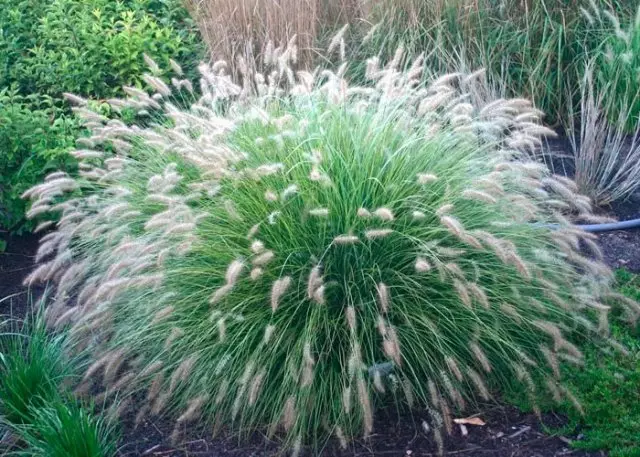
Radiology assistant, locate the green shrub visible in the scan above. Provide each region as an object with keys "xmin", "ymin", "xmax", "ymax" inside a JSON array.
[
  {"xmin": 0, "ymin": 88, "xmax": 79, "ymax": 233},
  {"xmin": 0, "ymin": 310, "xmax": 118, "ymax": 457},
  {"xmin": 0, "ymin": 0, "xmax": 203, "ymax": 100},
  {"xmin": 23, "ymin": 50, "xmax": 640, "ymax": 453}
]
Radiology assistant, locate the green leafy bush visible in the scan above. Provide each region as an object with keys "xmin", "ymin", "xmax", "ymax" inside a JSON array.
[
  {"xmin": 0, "ymin": 88, "xmax": 79, "ymax": 233},
  {"xmin": 23, "ymin": 50, "xmax": 640, "ymax": 453},
  {"xmin": 0, "ymin": 0, "xmax": 203, "ymax": 99}
]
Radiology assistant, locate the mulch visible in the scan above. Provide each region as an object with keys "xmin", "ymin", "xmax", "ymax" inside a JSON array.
[{"xmin": 2, "ymin": 180, "xmax": 638, "ymax": 456}]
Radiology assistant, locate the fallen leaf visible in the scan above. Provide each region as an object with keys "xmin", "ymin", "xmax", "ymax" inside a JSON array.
[{"xmin": 453, "ymin": 417, "xmax": 486, "ymax": 426}]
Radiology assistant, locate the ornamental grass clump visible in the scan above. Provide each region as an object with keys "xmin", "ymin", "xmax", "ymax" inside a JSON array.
[{"xmin": 23, "ymin": 40, "xmax": 640, "ymax": 453}]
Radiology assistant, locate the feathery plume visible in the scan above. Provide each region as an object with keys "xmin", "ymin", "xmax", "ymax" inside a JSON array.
[
  {"xmin": 365, "ymin": 228, "xmax": 393, "ymax": 240},
  {"xmin": 376, "ymin": 282, "xmax": 390, "ymax": 313},
  {"xmin": 373, "ymin": 207, "xmax": 395, "ymax": 221},
  {"xmin": 271, "ymin": 276, "xmax": 292, "ymax": 312}
]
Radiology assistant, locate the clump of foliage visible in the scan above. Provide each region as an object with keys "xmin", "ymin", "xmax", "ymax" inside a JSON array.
[
  {"xmin": 587, "ymin": 2, "xmax": 640, "ymax": 132},
  {"xmin": 0, "ymin": 88, "xmax": 79, "ymax": 234},
  {"xmin": 0, "ymin": 311, "xmax": 118, "ymax": 457},
  {"xmin": 0, "ymin": 0, "xmax": 203, "ymax": 99},
  {"xmin": 23, "ymin": 44, "xmax": 640, "ymax": 454},
  {"xmin": 509, "ymin": 270, "xmax": 640, "ymax": 457},
  {"xmin": 562, "ymin": 64, "xmax": 640, "ymax": 206}
]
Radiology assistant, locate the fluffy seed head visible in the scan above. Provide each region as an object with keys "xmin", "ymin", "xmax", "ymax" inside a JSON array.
[{"xmin": 271, "ymin": 276, "xmax": 292, "ymax": 312}]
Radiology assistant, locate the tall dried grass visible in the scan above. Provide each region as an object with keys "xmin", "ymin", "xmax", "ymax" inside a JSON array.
[{"xmin": 183, "ymin": 0, "xmax": 369, "ymax": 72}]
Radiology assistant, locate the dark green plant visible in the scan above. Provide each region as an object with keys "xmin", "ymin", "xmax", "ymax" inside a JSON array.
[
  {"xmin": 0, "ymin": 310, "xmax": 75, "ymax": 426},
  {"xmin": 11, "ymin": 400, "xmax": 118, "ymax": 457},
  {"xmin": 0, "ymin": 0, "xmax": 203, "ymax": 100},
  {"xmin": 0, "ymin": 310, "xmax": 118, "ymax": 457},
  {"xmin": 0, "ymin": 87, "xmax": 79, "ymax": 233}
]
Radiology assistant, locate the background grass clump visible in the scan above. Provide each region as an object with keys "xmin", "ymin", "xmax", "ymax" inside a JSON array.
[
  {"xmin": 21, "ymin": 49, "xmax": 640, "ymax": 454},
  {"xmin": 0, "ymin": 311, "xmax": 118, "ymax": 457}
]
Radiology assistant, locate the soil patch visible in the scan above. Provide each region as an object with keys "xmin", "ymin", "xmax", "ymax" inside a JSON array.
[
  {"xmin": 119, "ymin": 404, "xmax": 600, "ymax": 457},
  {"xmin": 0, "ymin": 233, "xmax": 43, "ymax": 322}
]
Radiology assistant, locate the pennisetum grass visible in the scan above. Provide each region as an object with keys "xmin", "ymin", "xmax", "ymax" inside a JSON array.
[{"xmin": 23, "ymin": 37, "xmax": 640, "ymax": 454}]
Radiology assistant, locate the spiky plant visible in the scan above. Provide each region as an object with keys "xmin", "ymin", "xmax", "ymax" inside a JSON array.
[{"xmin": 23, "ymin": 42, "xmax": 639, "ymax": 454}]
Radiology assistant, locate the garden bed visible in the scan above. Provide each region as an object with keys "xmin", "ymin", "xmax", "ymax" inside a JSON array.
[{"xmin": 4, "ymin": 182, "xmax": 638, "ymax": 456}]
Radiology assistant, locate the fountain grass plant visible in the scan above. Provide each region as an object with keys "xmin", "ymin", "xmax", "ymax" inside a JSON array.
[{"xmin": 22, "ymin": 40, "xmax": 640, "ymax": 454}]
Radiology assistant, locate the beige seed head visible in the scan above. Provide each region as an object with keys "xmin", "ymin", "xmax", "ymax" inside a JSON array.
[
  {"xmin": 345, "ymin": 306, "xmax": 357, "ymax": 332},
  {"xmin": 209, "ymin": 283, "xmax": 233, "ymax": 304},
  {"xmin": 436, "ymin": 203, "xmax": 454, "ymax": 216},
  {"xmin": 309, "ymin": 207, "xmax": 329, "ymax": 217},
  {"xmin": 470, "ymin": 342, "xmax": 492, "ymax": 373},
  {"xmin": 263, "ymin": 324, "xmax": 275, "ymax": 345},
  {"xmin": 466, "ymin": 367, "xmax": 490, "ymax": 400},
  {"xmin": 373, "ymin": 370, "xmax": 385, "ymax": 393},
  {"xmin": 312, "ymin": 285, "xmax": 326, "ymax": 305},
  {"xmin": 215, "ymin": 379, "xmax": 229, "ymax": 405},
  {"xmin": 357, "ymin": 207, "xmax": 372, "ymax": 218},
  {"xmin": 440, "ymin": 215, "xmax": 464, "ymax": 238},
  {"xmin": 253, "ymin": 250, "xmax": 274, "ymax": 266},
  {"xmin": 412, "ymin": 210, "xmax": 426, "ymax": 220},
  {"xmin": 307, "ymin": 264, "xmax": 323, "ymax": 298},
  {"xmin": 540, "ymin": 345, "xmax": 560, "ymax": 378},
  {"xmin": 151, "ymin": 306, "xmax": 175, "ymax": 325},
  {"xmin": 402, "ymin": 378, "xmax": 414, "ymax": 408},
  {"xmin": 249, "ymin": 368, "xmax": 266, "ymax": 405},
  {"xmin": 251, "ymin": 240, "xmax": 265, "ymax": 254},
  {"xmin": 356, "ymin": 376, "xmax": 373, "ymax": 435},
  {"xmin": 283, "ymin": 396, "xmax": 296, "ymax": 431},
  {"xmin": 461, "ymin": 189, "xmax": 497, "ymax": 204},
  {"xmin": 271, "ymin": 276, "xmax": 292, "ymax": 312},
  {"xmin": 281, "ymin": 184, "xmax": 298, "ymax": 200},
  {"xmin": 373, "ymin": 207, "xmax": 395, "ymax": 221},
  {"xmin": 453, "ymin": 280, "xmax": 472, "ymax": 308},
  {"xmin": 445, "ymin": 356, "xmax": 463, "ymax": 381},
  {"xmin": 417, "ymin": 173, "xmax": 438, "ymax": 185},
  {"xmin": 335, "ymin": 426, "xmax": 347, "ymax": 449},
  {"xmin": 365, "ymin": 229, "xmax": 393, "ymax": 240},
  {"xmin": 376, "ymin": 282, "xmax": 390, "ymax": 313},
  {"xmin": 250, "ymin": 267, "xmax": 264, "ymax": 280},
  {"xmin": 415, "ymin": 257, "xmax": 431, "ymax": 272},
  {"xmin": 333, "ymin": 234, "xmax": 360, "ymax": 245},
  {"xmin": 342, "ymin": 386, "xmax": 352, "ymax": 413},
  {"xmin": 247, "ymin": 223, "xmax": 260, "ymax": 239},
  {"xmin": 177, "ymin": 395, "xmax": 209, "ymax": 423},
  {"xmin": 265, "ymin": 190, "xmax": 278, "ymax": 202},
  {"xmin": 164, "ymin": 327, "xmax": 184, "ymax": 350},
  {"xmin": 225, "ymin": 259, "xmax": 245, "ymax": 285}
]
